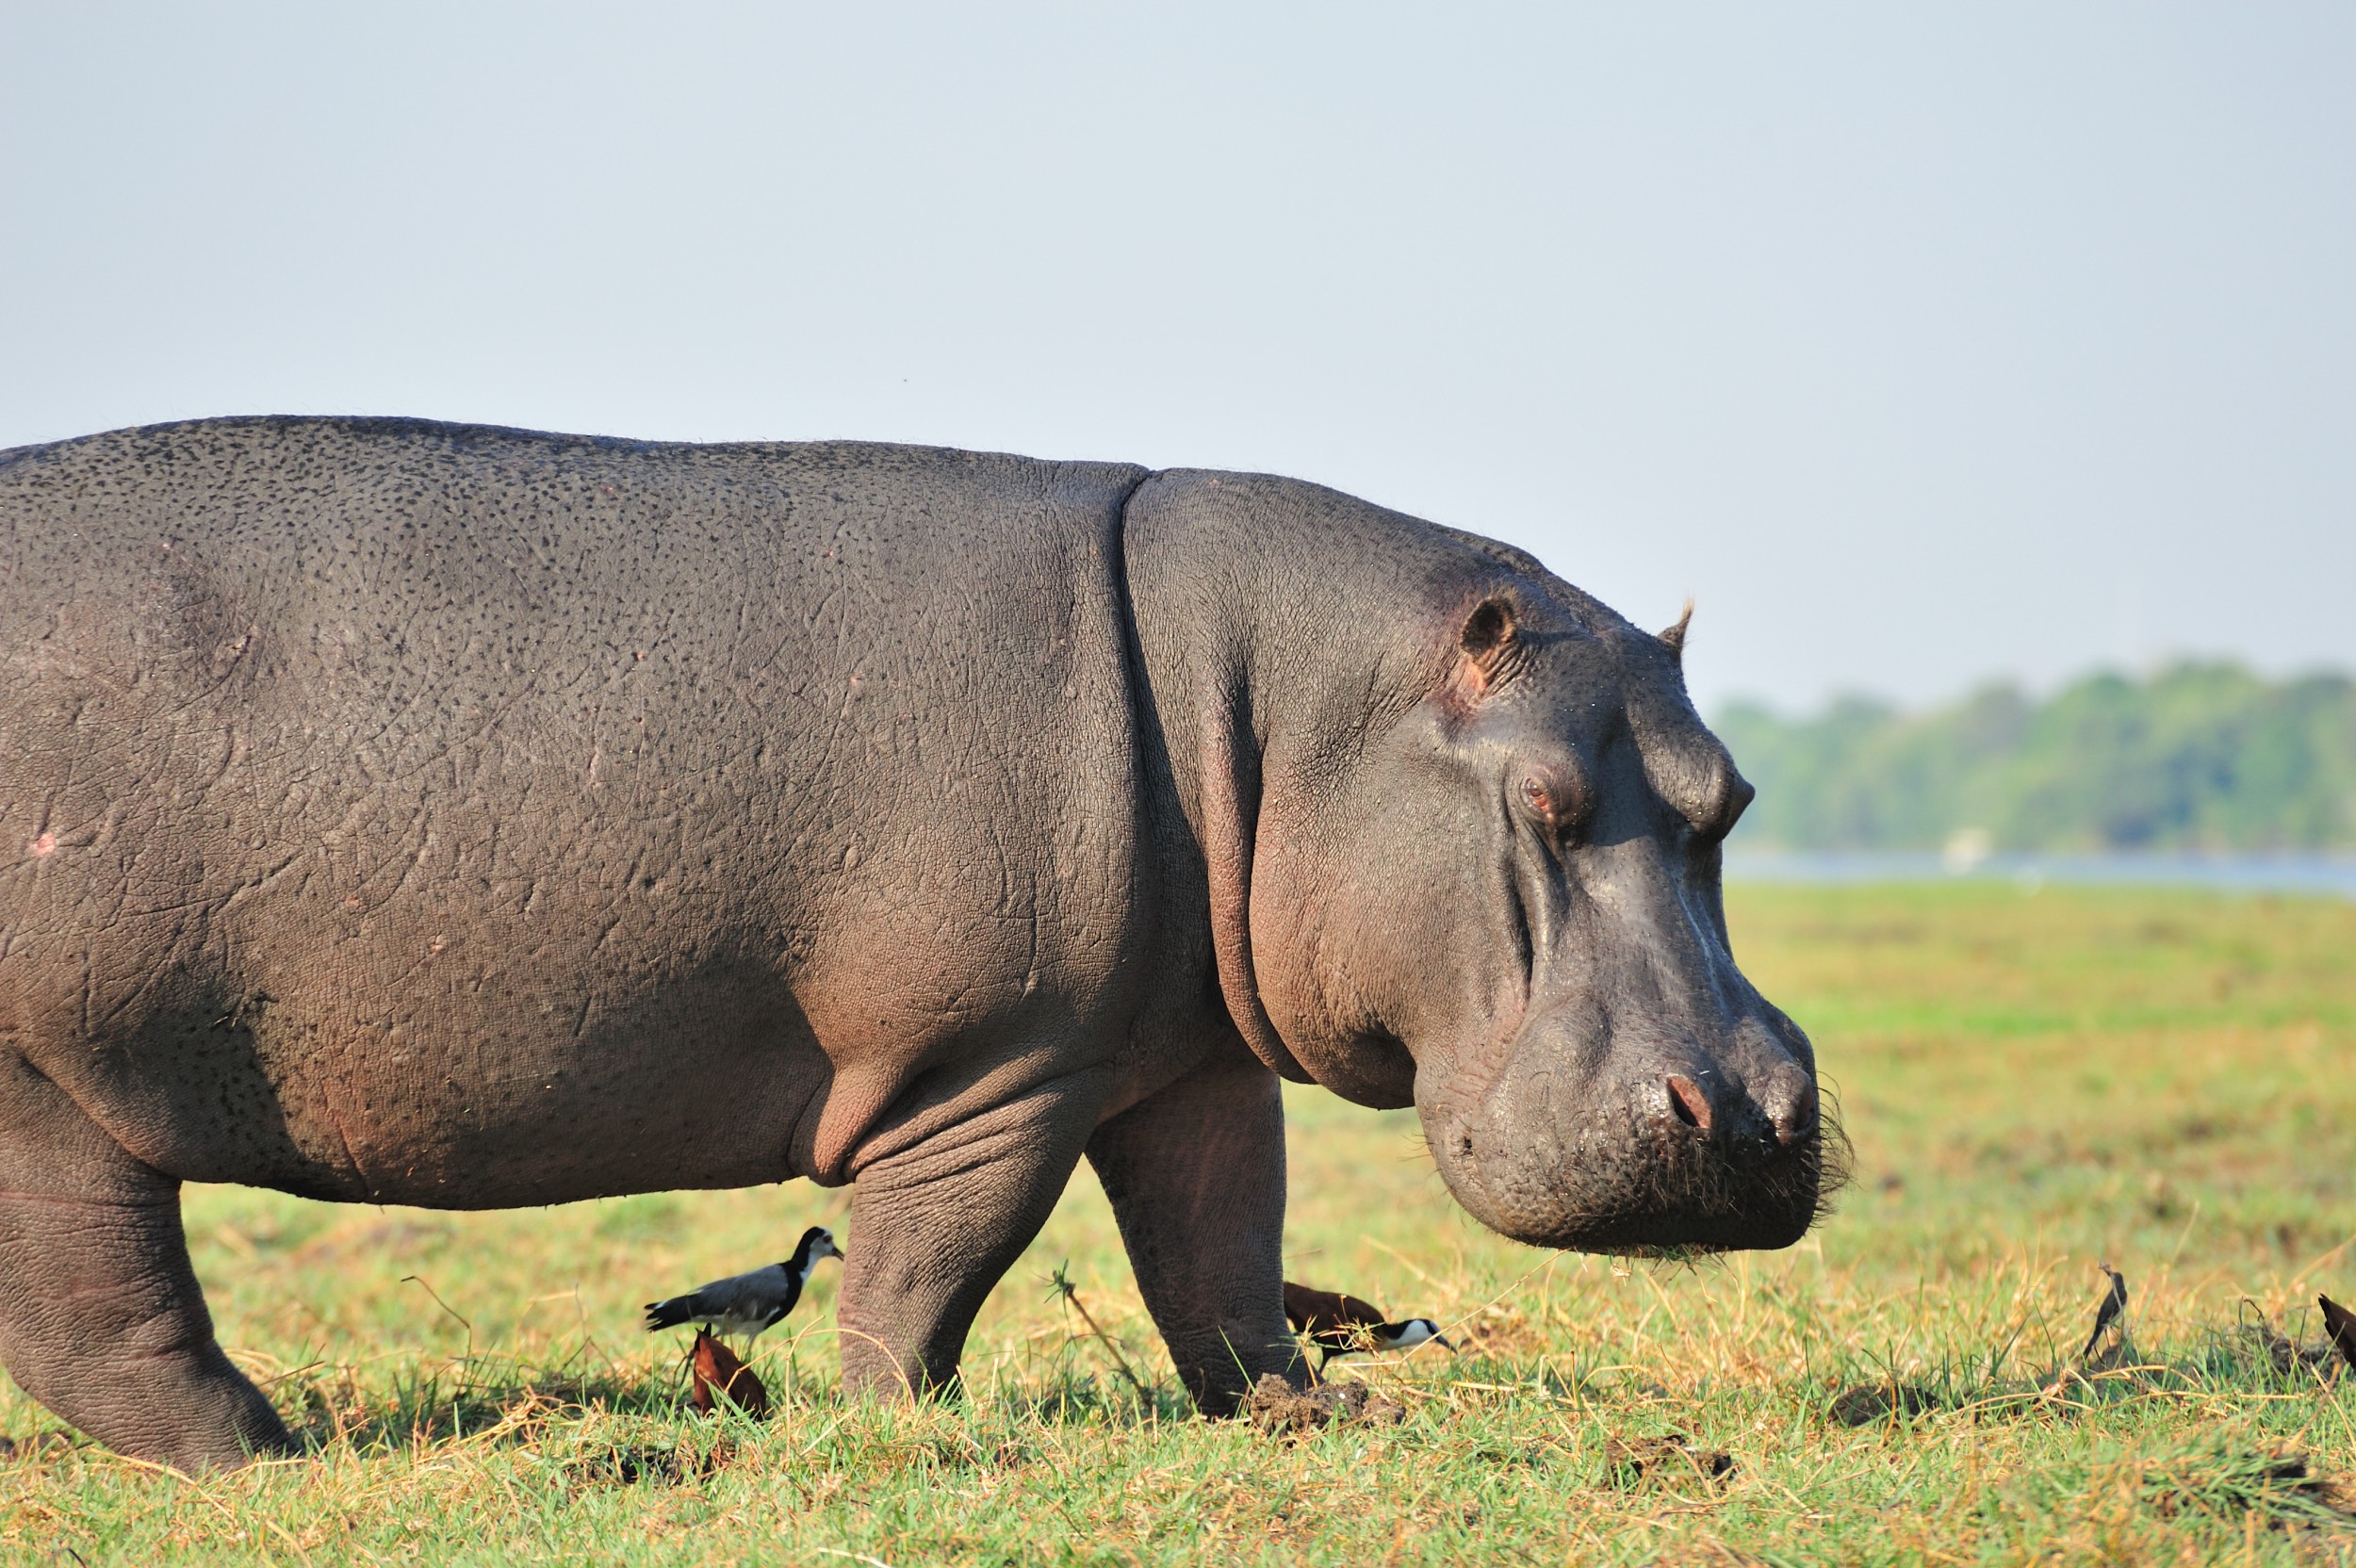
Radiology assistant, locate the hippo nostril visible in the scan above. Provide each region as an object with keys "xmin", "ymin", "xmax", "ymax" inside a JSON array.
[
  {"xmin": 1664, "ymin": 1074, "xmax": 1713, "ymax": 1134},
  {"xmin": 1770, "ymin": 1082, "xmax": 1819, "ymax": 1146}
]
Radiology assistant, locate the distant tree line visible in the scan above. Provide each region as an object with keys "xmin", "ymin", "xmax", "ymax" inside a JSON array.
[{"xmin": 1713, "ymin": 663, "xmax": 2356, "ymax": 853}]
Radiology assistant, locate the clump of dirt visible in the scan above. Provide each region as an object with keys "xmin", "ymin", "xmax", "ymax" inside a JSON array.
[
  {"xmin": 1599, "ymin": 1431, "xmax": 1734, "ymax": 1489},
  {"xmin": 0, "ymin": 1432, "xmax": 74, "ymax": 1463},
  {"xmin": 1829, "ymin": 1381, "xmax": 1942, "ymax": 1426},
  {"xmin": 2233, "ymin": 1322, "xmax": 2342, "ymax": 1380},
  {"xmin": 565, "ymin": 1440, "xmax": 733, "ymax": 1491},
  {"xmin": 2141, "ymin": 1446, "xmax": 2356, "ymax": 1529},
  {"xmin": 1246, "ymin": 1374, "xmax": 1406, "ymax": 1435}
]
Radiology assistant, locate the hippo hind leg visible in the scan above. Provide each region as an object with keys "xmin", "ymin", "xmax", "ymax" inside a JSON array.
[
  {"xmin": 0, "ymin": 1050, "xmax": 294, "ymax": 1470},
  {"xmin": 835, "ymin": 1066, "xmax": 1116, "ymax": 1400}
]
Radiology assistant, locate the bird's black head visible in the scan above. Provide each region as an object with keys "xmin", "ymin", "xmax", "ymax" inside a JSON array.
[{"xmin": 787, "ymin": 1225, "xmax": 844, "ymax": 1271}]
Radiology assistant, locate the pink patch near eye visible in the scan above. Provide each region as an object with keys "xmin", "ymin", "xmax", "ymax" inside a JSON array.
[{"xmin": 29, "ymin": 833, "xmax": 57, "ymax": 857}]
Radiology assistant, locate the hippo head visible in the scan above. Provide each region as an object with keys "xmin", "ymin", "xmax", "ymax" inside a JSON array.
[{"xmin": 1194, "ymin": 526, "xmax": 1843, "ymax": 1254}]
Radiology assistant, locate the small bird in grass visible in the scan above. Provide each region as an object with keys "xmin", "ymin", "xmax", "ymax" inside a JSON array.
[
  {"xmin": 688, "ymin": 1329, "xmax": 770, "ymax": 1418},
  {"xmin": 1283, "ymin": 1280, "xmax": 1454, "ymax": 1370},
  {"xmin": 2081, "ymin": 1261, "xmax": 2128, "ymax": 1362},
  {"xmin": 2320, "ymin": 1295, "xmax": 2356, "ymax": 1372},
  {"xmin": 645, "ymin": 1225, "xmax": 843, "ymax": 1346}
]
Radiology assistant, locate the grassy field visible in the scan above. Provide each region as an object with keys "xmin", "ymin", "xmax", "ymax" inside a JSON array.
[{"xmin": 7, "ymin": 882, "xmax": 2356, "ymax": 1564}]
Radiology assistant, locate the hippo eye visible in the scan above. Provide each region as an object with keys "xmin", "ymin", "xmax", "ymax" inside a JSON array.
[
  {"xmin": 1518, "ymin": 773, "xmax": 1584, "ymax": 839},
  {"xmin": 1517, "ymin": 776, "xmax": 1574, "ymax": 838}
]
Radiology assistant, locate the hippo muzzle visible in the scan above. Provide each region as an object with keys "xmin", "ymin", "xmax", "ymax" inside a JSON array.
[{"xmin": 1419, "ymin": 1003, "xmax": 1842, "ymax": 1253}]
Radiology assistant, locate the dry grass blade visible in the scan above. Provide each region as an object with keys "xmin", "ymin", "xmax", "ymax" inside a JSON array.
[{"xmin": 1047, "ymin": 1262, "xmax": 1153, "ymax": 1410}]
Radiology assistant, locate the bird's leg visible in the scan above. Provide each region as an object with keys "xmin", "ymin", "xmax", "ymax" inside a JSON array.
[
  {"xmin": 0, "ymin": 1052, "xmax": 294, "ymax": 1470},
  {"xmin": 1086, "ymin": 1047, "xmax": 1303, "ymax": 1415},
  {"xmin": 836, "ymin": 1065, "xmax": 1112, "ymax": 1400}
]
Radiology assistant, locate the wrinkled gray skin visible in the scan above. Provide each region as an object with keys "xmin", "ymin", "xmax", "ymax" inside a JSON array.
[{"xmin": 0, "ymin": 419, "xmax": 1835, "ymax": 1469}]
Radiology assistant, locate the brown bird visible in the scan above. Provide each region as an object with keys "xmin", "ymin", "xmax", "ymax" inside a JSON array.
[
  {"xmin": 1284, "ymin": 1280, "xmax": 1452, "ymax": 1370},
  {"xmin": 2081, "ymin": 1262, "xmax": 2128, "ymax": 1362},
  {"xmin": 2320, "ymin": 1294, "xmax": 2356, "ymax": 1372},
  {"xmin": 688, "ymin": 1328, "xmax": 770, "ymax": 1418}
]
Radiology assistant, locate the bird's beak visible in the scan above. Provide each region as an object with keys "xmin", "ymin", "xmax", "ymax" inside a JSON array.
[{"xmin": 1433, "ymin": 1333, "xmax": 1456, "ymax": 1352}]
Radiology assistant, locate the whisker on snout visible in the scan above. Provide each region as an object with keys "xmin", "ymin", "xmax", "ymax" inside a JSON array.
[{"xmin": 1568, "ymin": 1084, "xmax": 1855, "ymax": 1259}]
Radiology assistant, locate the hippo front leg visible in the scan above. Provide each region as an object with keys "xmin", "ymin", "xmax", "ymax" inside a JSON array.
[
  {"xmin": 1086, "ymin": 1048, "xmax": 1302, "ymax": 1414},
  {"xmin": 836, "ymin": 1068, "xmax": 1112, "ymax": 1399}
]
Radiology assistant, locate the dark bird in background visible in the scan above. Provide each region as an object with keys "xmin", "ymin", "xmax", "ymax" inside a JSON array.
[
  {"xmin": 2081, "ymin": 1262, "xmax": 2128, "ymax": 1362},
  {"xmin": 688, "ymin": 1329, "xmax": 770, "ymax": 1418},
  {"xmin": 1284, "ymin": 1280, "xmax": 1453, "ymax": 1370},
  {"xmin": 644, "ymin": 1225, "xmax": 843, "ymax": 1346},
  {"xmin": 2320, "ymin": 1294, "xmax": 2356, "ymax": 1372}
]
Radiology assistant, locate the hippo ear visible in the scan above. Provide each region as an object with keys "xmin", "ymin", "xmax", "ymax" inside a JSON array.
[
  {"xmin": 1657, "ymin": 598, "xmax": 1694, "ymax": 662},
  {"xmin": 1459, "ymin": 597, "xmax": 1519, "ymax": 695}
]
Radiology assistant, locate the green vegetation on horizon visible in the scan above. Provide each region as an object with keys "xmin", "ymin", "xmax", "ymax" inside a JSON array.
[
  {"xmin": 5, "ymin": 883, "xmax": 2356, "ymax": 1564},
  {"xmin": 1717, "ymin": 662, "xmax": 2356, "ymax": 853}
]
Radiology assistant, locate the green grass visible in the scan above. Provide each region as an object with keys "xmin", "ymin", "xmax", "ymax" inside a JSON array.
[{"xmin": 7, "ymin": 883, "xmax": 2356, "ymax": 1564}]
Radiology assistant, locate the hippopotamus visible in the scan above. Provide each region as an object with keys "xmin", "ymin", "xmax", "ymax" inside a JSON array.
[{"xmin": 0, "ymin": 417, "xmax": 1836, "ymax": 1468}]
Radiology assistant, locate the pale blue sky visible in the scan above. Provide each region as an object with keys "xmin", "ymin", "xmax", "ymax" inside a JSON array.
[{"xmin": 4, "ymin": 4, "xmax": 2349, "ymax": 713}]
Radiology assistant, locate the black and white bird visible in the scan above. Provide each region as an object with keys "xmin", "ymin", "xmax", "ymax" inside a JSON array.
[
  {"xmin": 1359, "ymin": 1317, "xmax": 1449, "ymax": 1358},
  {"xmin": 644, "ymin": 1226, "xmax": 843, "ymax": 1346},
  {"xmin": 1284, "ymin": 1280, "xmax": 1455, "ymax": 1370}
]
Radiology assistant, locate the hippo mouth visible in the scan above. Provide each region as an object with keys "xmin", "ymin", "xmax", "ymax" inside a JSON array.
[{"xmin": 1425, "ymin": 1080, "xmax": 1853, "ymax": 1256}]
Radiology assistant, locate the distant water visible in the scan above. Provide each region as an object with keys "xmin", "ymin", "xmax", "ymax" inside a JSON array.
[{"xmin": 1724, "ymin": 850, "xmax": 2356, "ymax": 902}]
